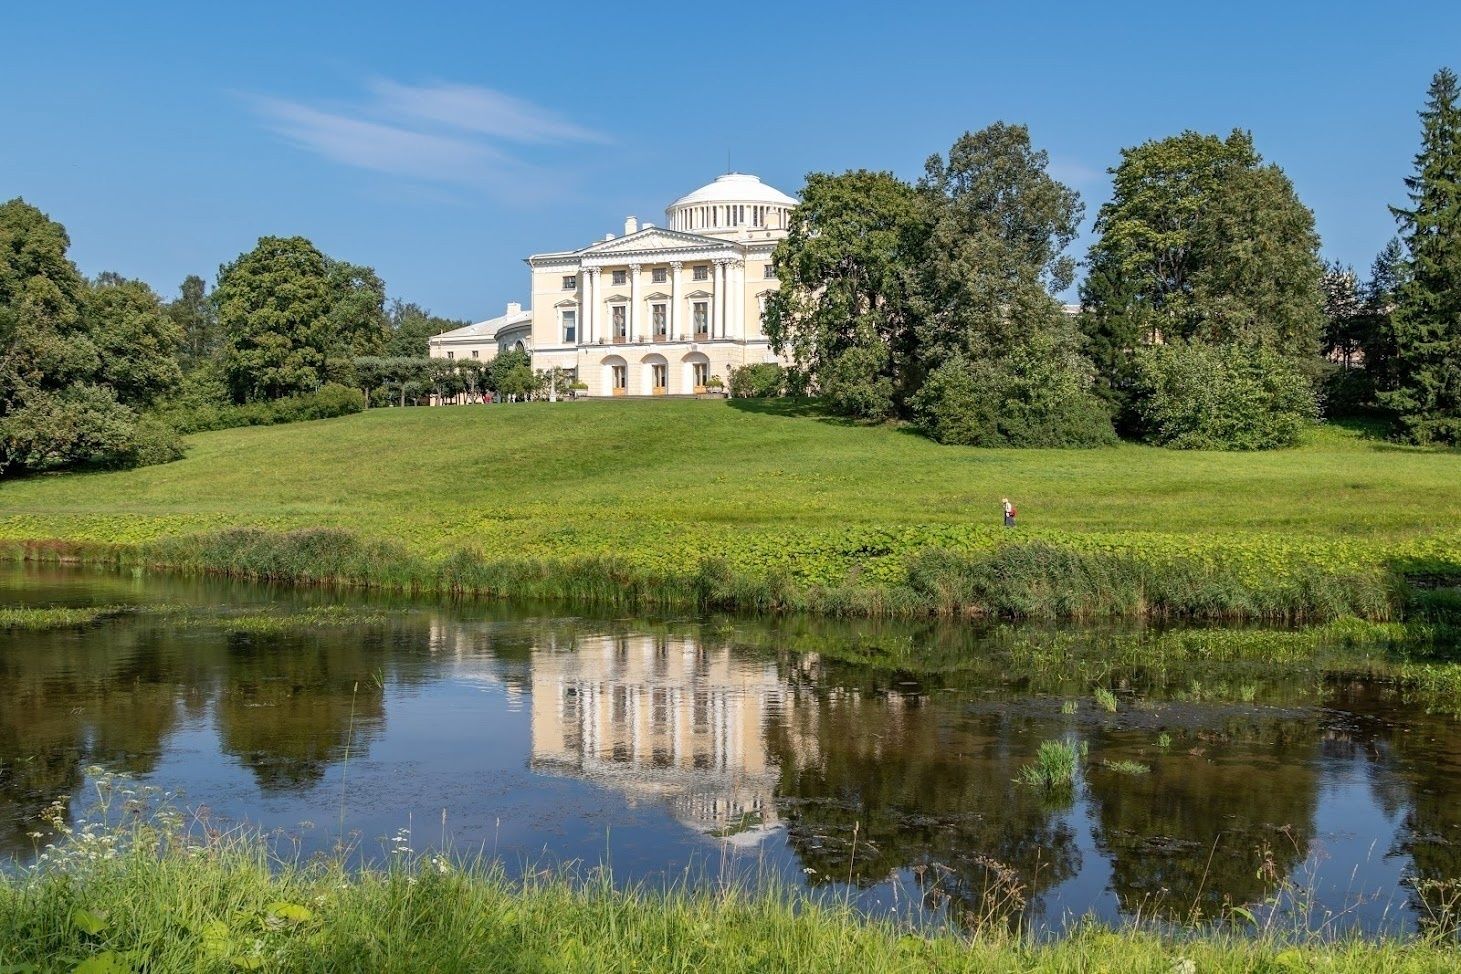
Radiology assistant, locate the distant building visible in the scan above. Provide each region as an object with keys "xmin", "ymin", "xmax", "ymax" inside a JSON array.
[{"xmin": 429, "ymin": 173, "xmax": 797, "ymax": 397}]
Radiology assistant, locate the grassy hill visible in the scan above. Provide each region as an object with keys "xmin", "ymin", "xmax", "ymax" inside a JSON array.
[{"xmin": 2, "ymin": 399, "xmax": 1458, "ymax": 617}]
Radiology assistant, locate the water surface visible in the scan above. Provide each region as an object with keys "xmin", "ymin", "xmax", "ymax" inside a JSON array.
[{"xmin": 2, "ymin": 564, "xmax": 1459, "ymax": 934}]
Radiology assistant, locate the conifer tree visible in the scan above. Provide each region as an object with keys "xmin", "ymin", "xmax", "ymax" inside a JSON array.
[{"xmin": 1385, "ymin": 68, "xmax": 1461, "ymax": 444}]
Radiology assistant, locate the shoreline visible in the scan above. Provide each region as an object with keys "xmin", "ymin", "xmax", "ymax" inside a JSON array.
[{"xmin": 0, "ymin": 525, "xmax": 1441, "ymax": 623}]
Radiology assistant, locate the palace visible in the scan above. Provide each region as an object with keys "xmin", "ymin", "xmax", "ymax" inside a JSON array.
[{"xmin": 428, "ymin": 172, "xmax": 796, "ymax": 397}]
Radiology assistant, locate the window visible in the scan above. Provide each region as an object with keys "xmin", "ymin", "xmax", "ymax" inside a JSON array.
[
  {"xmin": 447, "ymin": 351, "xmax": 454, "ymax": 360},
  {"xmin": 472, "ymin": 350, "xmax": 479, "ymax": 358},
  {"xmin": 693, "ymin": 265, "xmax": 710, "ymax": 281},
  {"xmin": 612, "ymin": 269, "xmax": 627, "ymax": 286},
  {"xmin": 763, "ymin": 264, "xmax": 777, "ymax": 279},
  {"xmin": 651, "ymin": 267, "xmax": 667, "ymax": 284},
  {"xmin": 562, "ymin": 275, "xmax": 577, "ymax": 290},
  {"xmin": 652, "ymin": 363, "xmax": 667, "ymax": 389},
  {"xmin": 693, "ymin": 362, "xmax": 708, "ymax": 388},
  {"xmin": 693, "ymin": 301, "xmax": 708, "ymax": 335},
  {"xmin": 612, "ymin": 305, "xmax": 627, "ymax": 339},
  {"xmin": 561, "ymin": 309, "xmax": 577, "ymax": 344},
  {"xmin": 612, "ymin": 364, "xmax": 627, "ymax": 389},
  {"xmin": 652, "ymin": 303, "xmax": 667, "ymax": 337}
]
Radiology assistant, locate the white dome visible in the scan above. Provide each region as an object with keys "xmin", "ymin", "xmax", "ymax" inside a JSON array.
[
  {"xmin": 669, "ymin": 172, "xmax": 797, "ymax": 209},
  {"xmin": 666, "ymin": 173, "xmax": 797, "ymax": 236}
]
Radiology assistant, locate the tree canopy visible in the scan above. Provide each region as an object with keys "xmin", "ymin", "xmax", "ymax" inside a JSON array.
[{"xmin": 1383, "ymin": 67, "xmax": 1461, "ymax": 444}]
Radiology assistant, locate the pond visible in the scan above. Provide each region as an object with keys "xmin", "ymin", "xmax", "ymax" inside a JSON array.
[{"xmin": 2, "ymin": 563, "xmax": 1459, "ymax": 936}]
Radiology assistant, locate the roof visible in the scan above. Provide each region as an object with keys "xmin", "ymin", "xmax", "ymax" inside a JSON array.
[
  {"xmin": 668, "ymin": 172, "xmax": 796, "ymax": 209},
  {"xmin": 429, "ymin": 303, "xmax": 532, "ymax": 343}
]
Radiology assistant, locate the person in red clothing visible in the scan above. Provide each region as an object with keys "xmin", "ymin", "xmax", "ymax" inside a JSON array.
[{"xmin": 1002, "ymin": 497, "xmax": 1017, "ymax": 527}]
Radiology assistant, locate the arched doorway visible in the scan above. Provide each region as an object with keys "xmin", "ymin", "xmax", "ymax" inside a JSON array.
[
  {"xmin": 641, "ymin": 353, "xmax": 669, "ymax": 395},
  {"xmin": 600, "ymin": 354, "xmax": 628, "ymax": 397},
  {"xmin": 681, "ymin": 351, "xmax": 710, "ymax": 394}
]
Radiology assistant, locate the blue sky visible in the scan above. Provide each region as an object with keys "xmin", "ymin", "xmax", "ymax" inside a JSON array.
[{"xmin": 3, "ymin": 1, "xmax": 1458, "ymax": 322}]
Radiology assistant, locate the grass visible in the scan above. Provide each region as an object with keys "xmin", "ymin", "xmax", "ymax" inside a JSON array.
[
  {"xmin": 1, "ymin": 400, "xmax": 1458, "ymax": 620},
  {"xmin": 0, "ymin": 605, "xmax": 126, "ymax": 631},
  {"xmin": 7, "ymin": 825, "xmax": 1461, "ymax": 974},
  {"xmin": 1018, "ymin": 739, "xmax": 1085, "ymax": 789}
]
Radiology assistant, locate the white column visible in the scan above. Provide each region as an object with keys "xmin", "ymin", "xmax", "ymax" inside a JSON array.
[
  {"xmin": 628, "ymin": 263, "xmax": 641, "ymax": 342},
  {"xmin": 669, "ymin": 262, "xmax": 683, "ymax": 340},
  {"xmin": 730, "ymin": 260, "xmax": 744, "ymax": 341},
  {"xmin": 584, "ymin": 268, "xmax": 597, "ymax": 343},
  {"xmin": 716, "ymin": 260, "xmax": 728, "ymax": 339}
]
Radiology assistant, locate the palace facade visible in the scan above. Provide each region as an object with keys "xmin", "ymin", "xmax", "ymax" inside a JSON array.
[{"xmin": 429, "ymin": 172, "xmax": 796, "ymax": 397}]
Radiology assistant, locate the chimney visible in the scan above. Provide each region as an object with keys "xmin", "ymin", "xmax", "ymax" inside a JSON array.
[
  {"xmin": 604, "ymin": 232, "xmax": 614, "ymax": 241},
  {"xmin": 506, "ymin": 301, "xmax": 521, "ymax": 315},
  {"xmin": 624, "ymin": 215, "xmax": 638, "ymax": 235}
]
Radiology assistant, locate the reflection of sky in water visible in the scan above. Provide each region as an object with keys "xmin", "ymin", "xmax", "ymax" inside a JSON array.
[{"xmin": 2, "ymin": 564, "xmax": 1460, "ymax": 935}]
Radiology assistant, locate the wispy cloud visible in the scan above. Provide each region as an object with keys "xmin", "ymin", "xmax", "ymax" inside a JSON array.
[
  {"xmin": 367, "ymin": 79, "xmax": 609, "ymax": 145},
  {"xmin": 246, "ymin": 79, "xmax": 606, "ymax": 198}
]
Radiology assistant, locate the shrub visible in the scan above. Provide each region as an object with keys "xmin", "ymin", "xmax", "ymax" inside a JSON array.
[
  {"xmin": 155, "ymin": 382, "xmax": 365, "ymax": 435},
  {"xmin": 123, "ymin": 417, "xmax": 185, "ymax": 467},
  {"xmin": 821, "ymin": 343, "xmax": 895, "ymax": 420},
  {"xmin": 0, "ymin": 384, "xmax": 143, "ymax": 473},
  {"xmin": 728, "ymin": 363, "xmax": 786, "ymax": 398},
  {"xmin": 1132, "ymin": 340, "xmax": 1317, "ymax": 450},
  {"xmin": 911, "ymin": 335, "xmax": 1115, "ymax": 447}
]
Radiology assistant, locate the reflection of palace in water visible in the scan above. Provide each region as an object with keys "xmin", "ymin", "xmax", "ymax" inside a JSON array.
[{"xmin": 529, "ymin": 634, "xmax": 790, "ymax": 842}]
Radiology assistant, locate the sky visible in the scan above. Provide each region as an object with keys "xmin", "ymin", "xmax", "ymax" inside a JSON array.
[{"xmin": 3, "ymin": 1, "xmax": 1459, "ymax": 323}]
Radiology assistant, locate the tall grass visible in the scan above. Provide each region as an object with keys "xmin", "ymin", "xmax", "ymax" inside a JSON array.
[
  {"xmin": 5, "ymin": 823, "xmax": 1461, "ymax": 973},
  {"xmin": 2, "ymin": 528, "xmax": 1427, "ymax": 623}
]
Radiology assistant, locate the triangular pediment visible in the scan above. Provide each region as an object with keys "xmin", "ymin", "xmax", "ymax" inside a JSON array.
[{"xmin": 579, "ymin": 226, "xmax": 733, "ymax": 256}]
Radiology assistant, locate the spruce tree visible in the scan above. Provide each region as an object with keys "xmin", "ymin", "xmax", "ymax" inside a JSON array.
[{"xmin": 1384, "ymin": 68, "xmax": 1461, "ymax": 444}]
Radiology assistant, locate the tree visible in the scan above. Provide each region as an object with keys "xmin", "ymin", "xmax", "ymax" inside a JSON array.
[
  {"xmin": 914, "ymin": 123, "xmax": 1083, "ymax": 362},
  {"xmin": 485, "ymin": 346, "xmax": 533, "ymax": 396},
  {"xmin": 214, "ymin": 236, "xmax": 335, "ymax": 402},
  {"xmin": 1320, "ymin": 262, "xmax": 1364, "ymax": 369},
  {"xmin": 1358, "ymin": 238, "xmax": 1405, "ymax": 398},
  {"xmin": 322, "ymin": 260, "xmax": 389, "ymax": 382},
  {"xmin": 167, "ymin": 274, "xmax": 217, "ymax": 369},
  {"xmin": 763, "ymin": 170, "xmax": 927, "ymax": 419},
  {"xmin": 386, "ymin": 300, "xmax": 466, "ymax": 358},
  {"xmin": 0, "ymin": 199, "xmax": 178, "ymax": 473},
  {"xmin": 1081, "ymin": 130, "xmax": 1325, "ymax": 414},
  {"xmin": 87, "ymin": 274, "xmax": 183, "ymax": 407},
  {"xmin": 1383, "ymin": 67, "xmax": 1461, "ymax": 444}
]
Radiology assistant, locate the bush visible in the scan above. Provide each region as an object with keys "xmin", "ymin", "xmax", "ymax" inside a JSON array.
[
  {"xmin": 0, "ymin": 384, "xmax": 144, "ymax": 473},
  {"xmin": 1132, "ymin": 340, "xmax": 1317, "ymax": 450},
  {"xmin": 153, "ymin": 379, "xmax": 365, "ymax": 435},
  {"xmin": 821, "ymin": 343, "xmax": 895, "ymax": 420},
  {"xmin": 911, "ymin": 335, "xmax": 1115, "ymax": 447},
  {"xmin": 728, "ymin": 363, "xmax": 786, "ymax": 398},
  {"xmin": 123, "ymin": 417, "xmax": 185, "ymax": 467}
]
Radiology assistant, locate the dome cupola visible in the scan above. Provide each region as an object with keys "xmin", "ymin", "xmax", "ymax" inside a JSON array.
[{"xmin": 666, "ymin": 173, "xmax": 797, "ymax": 238}]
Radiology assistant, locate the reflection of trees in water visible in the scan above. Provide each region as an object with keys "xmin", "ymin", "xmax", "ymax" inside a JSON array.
[
  {"xmin": 1085, "ymin": 716, "xmax": 1320, "ymax": 921},
  {"xmin": 1334, "ymin": 680, "xmax": 1461, "ymax": 930},
  {"xmin": 0, "ymin": 612, "xmax": 443, "ymax": 856},
  {"xmin": 0, "ymin": 627, "xmax": 188, "ymax": 856},
  {"xmin": 213, "ymin": 630, "xmax": 392, "ymax": 792},
  {"xmin": 763, "ymin": 671, "xmax": 1080, "ymax": 927}
]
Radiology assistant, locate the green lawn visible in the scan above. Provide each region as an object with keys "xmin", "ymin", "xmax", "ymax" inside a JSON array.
[{"xmin": 0, "ymin": 399, "xmax": 1458, "ymax": 600}]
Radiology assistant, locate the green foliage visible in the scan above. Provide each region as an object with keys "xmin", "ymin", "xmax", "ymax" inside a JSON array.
[
  {"xmin": 914, "ymin": 123, "xmax": 1083, "ymax": 361},
  {"xmin": 87, "ymin": 274, "xmax": 183, "ymax": 408},
  {"xmin": 1018, "ymin": 738, "xmax": 1084, "ymax": 788},
  {"xmin": 764, "ymin": 170, "xmax": 925, "ymax": 417},
  {"xmin": 728, "ymin": 363, "xmax": 786, "ymax": 399},
  {"xmin": 1131, "ymin": 340, "xmax": 1318, "ymax": 450},
  {"xmin": 1081, "ymin": 130, "xmax": 1325, "ymax": 418},
  {"xmin": 155, "ymin": 382, "xmax": 363, "ymax": 435},
  {"xmin": 1383, "ymin": 67, "xmax": 1461, "ymax": 445},
  {"xmin": 385, "ymin": 300, "xmax": 466, "ymax": 358},
  {"xmin": 166, "ymin": 274, "xmax": 217, "ymax": 371},
  {"xmin": 1092, "ymin": 687, "xmax": 1119, "ymax": 712},
  {"xmin": 5, "ymin": 827, "xmax": 1460, "ymax": 973},
  {"xmin": 912, "ymin": 333, "xmax": 1114, "ymax": 447}
]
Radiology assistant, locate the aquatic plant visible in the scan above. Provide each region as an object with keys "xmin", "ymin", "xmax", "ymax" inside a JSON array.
[
  {"xmin": 1018, "ymin": 738, "xmax": 1086, "ymax": 789},
  {"xmin": 1093, "ymin": 687, "xmax": 1119, "ymax": 712},
  {"xmin": 1102, "ymin": 759, "xmax": 1152, "ymax": 775}
]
